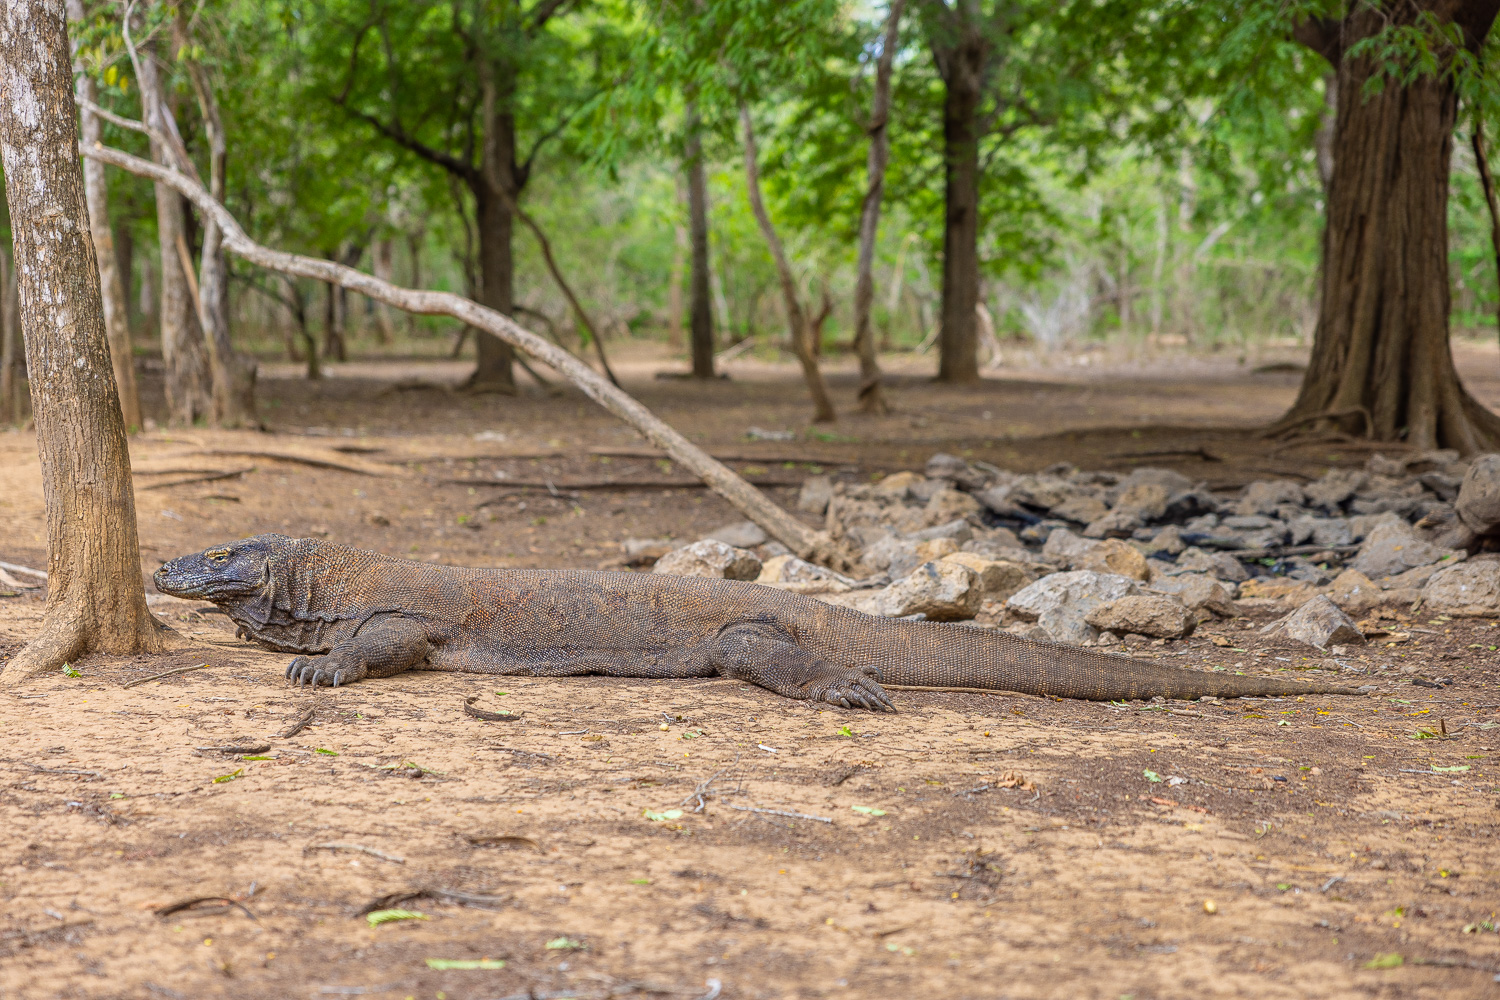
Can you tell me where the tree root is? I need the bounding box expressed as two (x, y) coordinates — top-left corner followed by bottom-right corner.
(1, 616), (87, 684)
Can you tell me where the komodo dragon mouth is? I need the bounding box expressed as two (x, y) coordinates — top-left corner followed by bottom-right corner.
(154, 534), (1359, 710)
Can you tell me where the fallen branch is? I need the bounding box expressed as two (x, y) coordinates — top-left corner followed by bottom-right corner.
(82, 140), (827, 561)
(278, 707), (315, 739)
(181, 448), (396, 477)
(721, 802), (832, 824)
(138, 469), (250, 490)
(304, 842), (405, 864)
(0, 560), (46, 580)
(463, 695), (521, 722)
(122, 662), (211, 689)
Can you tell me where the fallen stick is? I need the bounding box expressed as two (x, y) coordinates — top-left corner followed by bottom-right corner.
(304, 842), (405, 865)
(185, 448), (396, 477)
(455, 475), (804, 491)
(123, 662), (211, 689)
(83, 140), (827, 561)
(721, 802), (832, 824)
(278, 707), (316, 739)
(138, 469), (250, 490)
(0, 560), (46, 580)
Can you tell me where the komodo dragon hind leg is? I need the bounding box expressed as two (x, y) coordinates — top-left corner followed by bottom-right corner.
(287, 613), (430, 688)
(711, 622), (893, 711)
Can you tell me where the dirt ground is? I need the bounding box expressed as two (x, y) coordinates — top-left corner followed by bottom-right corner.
(2, 343), (1499, 999)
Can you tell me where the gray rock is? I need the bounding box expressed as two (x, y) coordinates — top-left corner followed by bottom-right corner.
(1236, 479), (1305, 516)
(1041, 527), (1098, 567)
(1020, 520), (1070, 545)
(1008, 474), (1074, 511)
(876, 561), (981, 620)
(1183, 513), (1219, 532)
(1051, 493), (1110, 525)
(704, 520), (769, 549)
(1085, 595), (1196, 639)
(1348, 518), (1461, 580)
(1111, 481), (1171, 521)
(907, 477), (952, 502)
(1348, 511), (1402, 543)
(973, 483), (1029, 519)
(1421, 557), (1500, 616)
(1142, 524), (1186, 557)
(1006, 570), (1140, 645)
(1288, 515), (1352, 548)
(1083, 506), (1144, 539)
(1146, 572), (1239, 615)
(797, 474), (834, 515)
(1172, 546), (1249, 583)
(653, 539), (761, 581)
(1450, 454), (1500, 545)
(908, 519), (974, 543)
(1281, 556), (1333, 586)
(921, 488), (983, 527)
(622, 537), (682, 565)
(940, 552), (1036, 601)
(1111, 466), (1194, 499)
(1303, 469), (1368, 512)
(925, 452), (991, 491)
(1260, 595), (1365, 650)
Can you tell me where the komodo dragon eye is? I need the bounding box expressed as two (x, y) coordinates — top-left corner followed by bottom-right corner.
(206, 549), (232, 563)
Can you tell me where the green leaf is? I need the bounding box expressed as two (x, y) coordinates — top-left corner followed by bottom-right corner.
(242, 755), (273, 761)
(1143, 770), (1162, 782)
(213, 769), (243, 783)
(545, 937), (586, 950)
(314, 748), (339, 756)
(62, 663), (81, 678)
(837, 725), (854, 737)
(367, 909), (428, 927)
(642, 809), (684, 821)
(1364, 953), (1403, 970)
(424, 958), (503, 970)
(851, 805), (887, 816)
(629, 878), (651, 885)
(1431, 765), (1470, 772)
(1276, 883), (1290, 891)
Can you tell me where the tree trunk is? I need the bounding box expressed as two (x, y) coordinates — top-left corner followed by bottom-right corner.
(116, 221), (134, 327)
(0, 246), (22, 424)
(77, 72), (142, 431)
(287, 277), (319, 378)
(667, 211), (686, 351)
(685, 99), (716, 378)
(0, 0), (162, 682)
(322, 276), (345, 360)
(853, 0), (904, 414)
(468, 62), (517, 393)
(371, 238), (396, 343)
(935, 35), (982, 383)
(1280, 5), (1500, 452)
(739, 103), (836, 423)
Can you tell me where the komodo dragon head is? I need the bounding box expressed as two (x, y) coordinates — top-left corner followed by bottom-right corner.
(155, 534), (373, 651)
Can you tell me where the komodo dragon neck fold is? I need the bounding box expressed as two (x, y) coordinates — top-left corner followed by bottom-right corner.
(154, 534), (1358, 709)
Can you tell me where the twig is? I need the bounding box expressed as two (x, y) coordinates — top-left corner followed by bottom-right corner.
(153, 896), (257, 920)
(139, 469), (249, 490)
(1319, 875), (1345, 893)
(123, 663), (210, 689)
(464, 696), (521, 722)
(6, 760), (101, 778)
(0, 560), (46, 580)
(681, 761), (734, 813)
(721, 803), (832, 824)
(196, 742), (271, 755)
(354, 887), (511, 916)
(304, 842), (405, 864)
(278, 707), (315, 739)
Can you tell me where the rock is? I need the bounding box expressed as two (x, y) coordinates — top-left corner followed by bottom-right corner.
(797, 474), (834, 515)
(1172, 546), (1249, 583)
(1348, 518), (1461, 580)
(756, 555), (850, 593)
(1041, 528), (1149, 580)
(1303, 469), (1368, 512)
(921, 488), (983, 527)
(876, 561), (981, 620)
(1421, 557), (1500, 615)
(825, 495), (896, 550)
(704, 520), (769, 549)
(963, 526), (1024, 553)
(1260, 594), (1366, 650)
(1082, 506), (1144, 539)
(1147, 572), (1239, 615)
(1052, 494), (1110, 525)
(1238, 578), (1316, 605)
(1287, 515), (1353, 548)
(1347, 511), (1402, 543)
(1451, 454), (1500, 543)
(925, 452), (990, 491)
(873, 470), (925, 498)
(908, 518), (974, 544)
(1006, 622), (1052, 642)
(1324, 569), (1385, 612)
(652, 539), (761, 581)
(940, 552), (1036, 601)
(1236, 479), (1305, 517)
(973, 483), (1031, 519)
(1008, 474), (1073, 511)
(1142, 524), (1186, 557)
(888, 538), (961, 580)
(1085, 595), (1196, 639)
(1113, 481), (1171, 521)
(1006, 570), (1140, 645)
(622, 537), (681, 565)
(1041, 526), (1097, 567)
(1381, 556), (1464, 591)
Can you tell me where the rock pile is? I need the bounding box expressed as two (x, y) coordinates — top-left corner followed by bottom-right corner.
(642, 449), (1500, 650)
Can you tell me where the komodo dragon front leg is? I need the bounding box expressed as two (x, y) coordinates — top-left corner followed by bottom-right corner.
(286, 613), (430, 688)
(711, 622), (893, 711)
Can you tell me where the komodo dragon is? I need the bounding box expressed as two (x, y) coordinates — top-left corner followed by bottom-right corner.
(153, 534), (1356, 710)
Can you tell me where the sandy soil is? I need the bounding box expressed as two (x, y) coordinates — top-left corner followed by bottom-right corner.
(1, 345), (1498, 999)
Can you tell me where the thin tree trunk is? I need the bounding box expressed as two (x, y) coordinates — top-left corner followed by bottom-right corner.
(935, 41), (982, 382)
(75, 62), (142, 430)
(1280, 4), (1500, 452)
(87, 140), (832, 561)
(668, 211), (686, 352)
(286, 278), (319, 378)
(371, 238), (396, 343)
(468, 61), (517, 393)
(322, 275), (345, 361)
(116, 221), (134, 327)
(0, 0), (162, 682)
(1472, 113), (1500, 349)
(853, 0), (904, 414)
(684, 98), (716, 378)
(738, 103), (836, 423)
(0, 247), (21, 424)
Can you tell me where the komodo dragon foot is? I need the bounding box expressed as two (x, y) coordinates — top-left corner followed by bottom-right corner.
(712, 623), (894, 711)
(285, 614), (431, 688)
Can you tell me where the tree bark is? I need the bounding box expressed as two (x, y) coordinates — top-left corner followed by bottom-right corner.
(1472, 112), (1500, 348)
(853, 0), (904, 414)
(468, 61), (517, 393)
(371, 238), (396, 343)
(0, 0), (162, 682)
(1279, 3), (1500, 452)
(0, 245), (21, 424)
(87, 139), (833, 562)
(930, 13), (984, 383)
(684, 99), (716, 378)
(739, 103), (836, 423)
(322, 276), (345, 361)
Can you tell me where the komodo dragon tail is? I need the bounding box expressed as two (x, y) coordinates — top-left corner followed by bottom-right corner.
(869, 619), (1358, 701)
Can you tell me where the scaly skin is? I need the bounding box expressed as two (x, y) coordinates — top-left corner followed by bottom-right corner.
(154, 535), (1359, 710)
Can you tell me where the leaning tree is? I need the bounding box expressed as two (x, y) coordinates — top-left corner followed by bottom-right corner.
(0, 0), (161, 682)
(1273, 0), (1500, 452)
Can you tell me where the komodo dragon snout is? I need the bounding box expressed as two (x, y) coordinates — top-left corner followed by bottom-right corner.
(155, 538), (273, 600)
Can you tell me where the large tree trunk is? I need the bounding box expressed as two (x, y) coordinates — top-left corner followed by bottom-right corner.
(1280, 4), (1500, 452)
(933, 27), (983, 383)
(0, 246), (22, 424)
(853, 0), (904, 414)
(468, 63), (518, 394)
(739, 103), (836, 423)
(76, 72), (142, 431)
(0, 0), (162, 682)
(684, 99), (716, 378)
